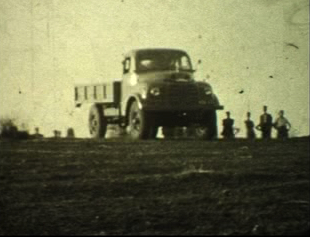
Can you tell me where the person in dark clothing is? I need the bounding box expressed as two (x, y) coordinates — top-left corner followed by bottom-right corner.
(244, 112), (256, 139)
(273, 110), (291, 139)
(33, 127), (43, 139)
(256, 105), (273, 139)
(221, 111), (235, 139)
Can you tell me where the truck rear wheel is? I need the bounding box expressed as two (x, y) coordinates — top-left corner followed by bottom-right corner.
(128, 101), (150, 139)
(195, 111), (218, 140)
(89, 104), (107, 138)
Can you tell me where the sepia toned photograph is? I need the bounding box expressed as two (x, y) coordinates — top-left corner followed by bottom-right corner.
(0, 0), (309, 235)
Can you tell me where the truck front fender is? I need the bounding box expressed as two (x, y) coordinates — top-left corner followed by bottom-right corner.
(122, 93), (144, 125)
(211, 94), (221, 107)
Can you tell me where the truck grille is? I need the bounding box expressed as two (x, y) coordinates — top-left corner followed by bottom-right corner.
(166, 83), (198, 106)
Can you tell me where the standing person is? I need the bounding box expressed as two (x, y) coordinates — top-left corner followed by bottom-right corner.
(273, 110), (291, 139)
(256, 105), (273, 139)
(244, 112), (256, 139)
(221, 111), (235, 139)
(34, 127), (43, 139)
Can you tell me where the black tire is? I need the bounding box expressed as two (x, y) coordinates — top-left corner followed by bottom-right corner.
(195, 111), (218, 140)
(185, 126), (196, 137)
(149, 126), (159, 139)
(88, 104), (107, 138)
(175, 127), (186, 138)
(128, 101), (150, 139)
(162, 126), (175, 139)
(209, 111), (218, 139)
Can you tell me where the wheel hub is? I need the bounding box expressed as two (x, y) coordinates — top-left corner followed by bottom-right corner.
(131, 112), (141, 130)
(90, 116), (98, 133)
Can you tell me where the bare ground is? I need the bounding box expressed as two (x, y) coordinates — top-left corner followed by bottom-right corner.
(0, 137), (309, 235)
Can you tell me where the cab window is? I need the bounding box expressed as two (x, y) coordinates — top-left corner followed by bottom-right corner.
(177, 56), (191, 70)
(123, 58), (131, 74)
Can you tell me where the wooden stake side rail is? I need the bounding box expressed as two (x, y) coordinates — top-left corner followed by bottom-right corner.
(74, 81), (121, 106)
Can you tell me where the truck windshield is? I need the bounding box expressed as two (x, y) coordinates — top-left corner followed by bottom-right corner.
(136, 50), (193, 72)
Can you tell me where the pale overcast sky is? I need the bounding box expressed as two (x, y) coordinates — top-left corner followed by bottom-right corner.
(0, 0), (309, 137)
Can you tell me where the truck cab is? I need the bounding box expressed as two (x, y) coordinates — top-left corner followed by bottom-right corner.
(75, 48), (224, 139)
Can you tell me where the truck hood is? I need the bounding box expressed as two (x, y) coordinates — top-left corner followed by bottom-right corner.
(136, 71), (194, 84)
(136, 71), (214, 92)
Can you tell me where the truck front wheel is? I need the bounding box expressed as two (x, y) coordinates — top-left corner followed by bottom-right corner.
(195, 111), (218, 140)
(149, 126), (158, 139)
(89, 104), (107, 138)
(162, 126), (175, 139)
(128, 101), (150, 139)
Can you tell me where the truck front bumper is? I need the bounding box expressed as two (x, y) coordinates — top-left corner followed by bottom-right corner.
(140, 89), (224, 112)
(142, 104), (224, 111)
(141, 108), (222, 126)
(141, 99), (224, 112)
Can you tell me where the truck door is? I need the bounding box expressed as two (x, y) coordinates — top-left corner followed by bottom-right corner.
(121, 56), (134, 115)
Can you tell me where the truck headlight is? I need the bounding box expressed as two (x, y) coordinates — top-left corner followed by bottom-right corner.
(141, 87), (148, 99)
(204, 86), (213, 95)
(150, 87), (160, 96)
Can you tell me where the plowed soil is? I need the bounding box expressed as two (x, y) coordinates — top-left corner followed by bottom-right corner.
(0, 137), (309, 235)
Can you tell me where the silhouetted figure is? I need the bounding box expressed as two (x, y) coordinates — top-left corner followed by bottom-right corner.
(34, 127), (43, 139)
(66, 128), (75, 138)
(244, 112), (256, 139)
(273, 110), (291, 139)
(54, 130), (61, 138)
(221, 111), (235, 139)
(256, 105), (273, 139)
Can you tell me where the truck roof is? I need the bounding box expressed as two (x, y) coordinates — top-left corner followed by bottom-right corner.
(124, 48), (188, 58)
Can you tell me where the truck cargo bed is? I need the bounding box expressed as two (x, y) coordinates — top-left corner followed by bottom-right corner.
(75, 81), (121, 106)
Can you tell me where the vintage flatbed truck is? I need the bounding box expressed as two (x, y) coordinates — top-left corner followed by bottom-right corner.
(74, 48), (224, 139)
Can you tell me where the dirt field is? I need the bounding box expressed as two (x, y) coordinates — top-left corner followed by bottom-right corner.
(0, 137), (309, 235)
